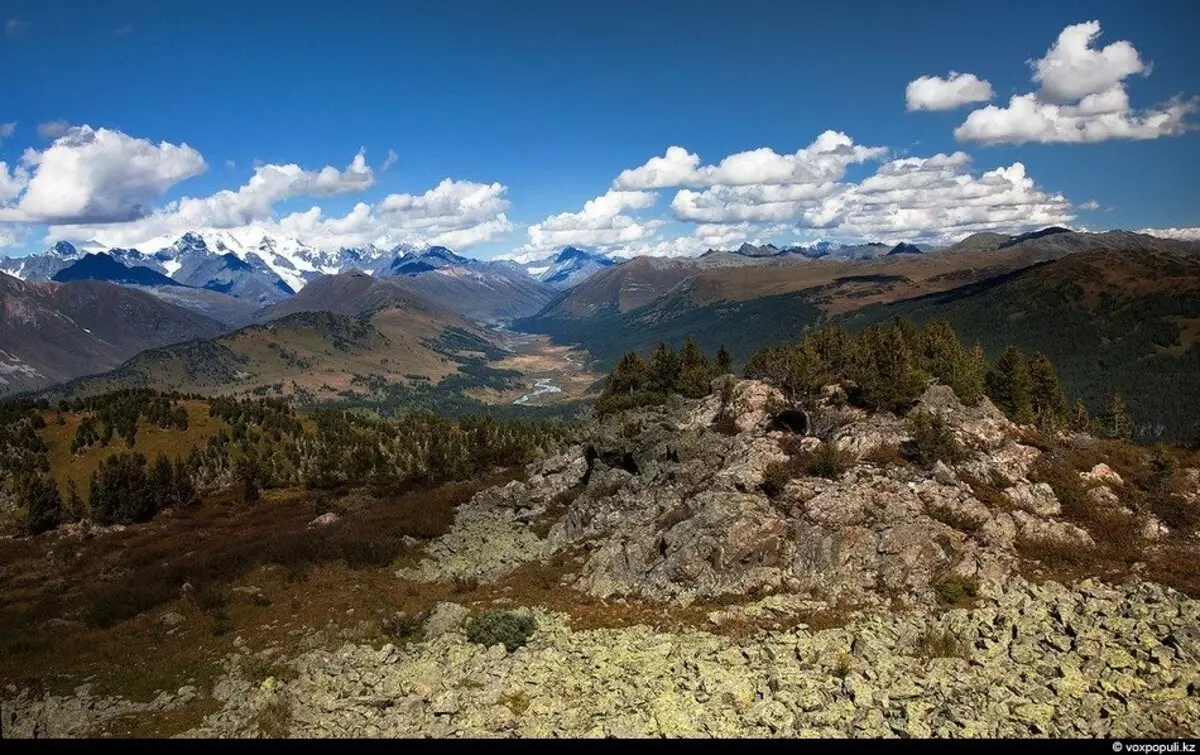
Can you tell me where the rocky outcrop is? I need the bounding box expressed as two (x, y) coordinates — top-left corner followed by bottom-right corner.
(456, 380), (1089, 607)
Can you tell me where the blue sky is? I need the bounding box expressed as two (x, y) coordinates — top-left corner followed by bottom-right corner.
(1, 0), (1198, 259)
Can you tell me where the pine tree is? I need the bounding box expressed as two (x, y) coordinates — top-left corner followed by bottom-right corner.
(806, 323), (854, 376)
(785, 342), (826, 404)
(149, 453), (175, 509)
(715, 345), (734, 376)
(852, 323), (926, 413)
(89, 452), (155, 525)
(20, 474), (62, 535)
(1100, 393), (1133, 440)
(957, 343), (989, 406)
(648, 343), (681, 395)
(676, 338), (716, 398)
(236, 446), (262, 503)
(987, 346), (1034, 423)
(1027, 352), (1069, 429)
(173, 457), (201, 508)
(918, 320), (984, 405)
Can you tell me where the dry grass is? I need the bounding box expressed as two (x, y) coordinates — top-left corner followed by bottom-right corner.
(861, 443), (907, 467)
(914, 627), (969, 660)
(40, 401), (227, 501)
(1012, 440), (1200, 598)
(253, 695), (292, 738)
(932, 572), (979, 608)
(925, 502), (985, 535)
(960, 469), (1015, 512)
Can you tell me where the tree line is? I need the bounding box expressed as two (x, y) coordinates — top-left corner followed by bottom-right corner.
(2, 391), (577, 537)
(599, 319), (1134, 438)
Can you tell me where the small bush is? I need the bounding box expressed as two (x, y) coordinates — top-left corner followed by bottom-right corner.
(926, 502), (984, 534)
(960, 470), (1013, 511)
(862, 443), (907, 467)
(906, 411), (965, 468)
(1150, 445), (1178, 492)
(503, 691), (532, 716)
(211, 610), (233, 636)
(915, 627), (969, 659)
(795, 441), (856, 480)
(465, 611), (537, 652)
(719, 375), (735, 409)
(382, 610), (429, 645)
(760, 461), (793, 499)
(194, 584), (228, 612)
(833, 653), (852, 679)
(932, 572), (979, 607)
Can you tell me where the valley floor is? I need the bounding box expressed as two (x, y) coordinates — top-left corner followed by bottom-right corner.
(481, 327), (598, 407)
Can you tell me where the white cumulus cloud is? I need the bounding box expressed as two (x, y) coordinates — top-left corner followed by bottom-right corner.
(613, 131), (886, 190)
(45, 148), (372, 240)
(1033, 20), (1147, 104)
(0, 224), (26, 249)
(661, 150), (1075, 246)
(906, 72), (994, 111)
(955, 91), (1196, 145)
(523, 189), (659, 253)
(1138, 227), (1200, 241)
(0, 161), (28, 204)
(0, 125), (206, 224)
(955, 21), (1195, 145)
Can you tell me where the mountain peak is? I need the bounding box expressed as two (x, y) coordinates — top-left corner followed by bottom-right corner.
(49, 241), (78, 257)
(555, 246), (591, 263)
(175, 231), (209, 251)
(887, 242), (923, 256)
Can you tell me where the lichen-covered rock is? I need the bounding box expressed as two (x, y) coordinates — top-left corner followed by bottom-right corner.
(145, 577), (1200, 739)
(1003, 482), (1061, 517)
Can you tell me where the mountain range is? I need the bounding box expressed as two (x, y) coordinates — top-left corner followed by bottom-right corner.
(515, 228), (1200, 440)
(0, 232), (618, 323)
(4, 226), (1200, 439)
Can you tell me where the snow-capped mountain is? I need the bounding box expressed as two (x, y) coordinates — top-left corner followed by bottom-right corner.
(509, 247), (618, 288)
(0, 233), (614, 320)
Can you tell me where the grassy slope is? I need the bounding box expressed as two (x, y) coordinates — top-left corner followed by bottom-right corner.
(39, 401), (229, 499)
(53, 309), (465, 402)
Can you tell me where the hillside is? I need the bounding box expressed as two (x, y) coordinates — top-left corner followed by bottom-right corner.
(837, 248), (1200, 442)
(50, 305), (489, 404)
(384, 266), (554, 322)
(527, 229), (1200, 328)
(0, 274), (229, 397)
(257, 271), (452, 321)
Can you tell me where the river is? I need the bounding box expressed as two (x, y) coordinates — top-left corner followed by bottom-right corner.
(488, 323), (589, 406)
